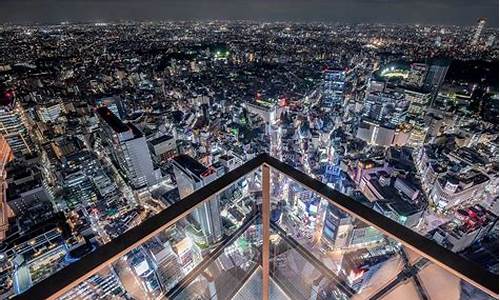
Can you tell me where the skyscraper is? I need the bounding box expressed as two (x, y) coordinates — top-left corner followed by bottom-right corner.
(323, 70), (346, 109)
(471, 17), (487, 45)
(96, 107), (158, 189)
(424, 61), (449, 89)
(172, 155), (222, 244)
(423, 59), (449, 102)
(0, 91), (31, 156)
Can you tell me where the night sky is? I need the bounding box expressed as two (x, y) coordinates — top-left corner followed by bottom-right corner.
(0, 0), (497, 26)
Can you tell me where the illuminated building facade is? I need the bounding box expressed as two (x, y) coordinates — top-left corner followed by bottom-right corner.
(37, 103), (63, 123)
(404, 88), (432, 116)
(172, 155), (223, 245)
(431, 205), (496, 252)
(0, 94), (31, 156)
(0, 135), (13, 241)
(96, 107), (159, 189)
(323, 70), (346, 109)
(471, 17), (487, 45)
(430, 170), (490, 211)
(322, 204), (352, 248)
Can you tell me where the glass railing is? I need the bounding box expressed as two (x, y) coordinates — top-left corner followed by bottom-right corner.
(170, 216), (261, 300)
(267, 166), (497, 300)
(11, 154), (498, 300)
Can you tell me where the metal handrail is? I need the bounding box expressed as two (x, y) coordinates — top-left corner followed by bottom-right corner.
(12, 153), (499, 299)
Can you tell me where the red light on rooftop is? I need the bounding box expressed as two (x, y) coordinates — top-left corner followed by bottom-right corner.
(201, 166), (215, 177)
(467, 209), (477, 218)
(0, 90), (14, 106)
(465, 219), (476, 228)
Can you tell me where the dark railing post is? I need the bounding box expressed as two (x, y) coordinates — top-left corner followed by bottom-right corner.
(262, 164), (270, 300)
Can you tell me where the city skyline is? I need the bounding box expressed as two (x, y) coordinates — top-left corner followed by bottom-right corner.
(0, 0), (498, 26)
(0, 2), (498, 299)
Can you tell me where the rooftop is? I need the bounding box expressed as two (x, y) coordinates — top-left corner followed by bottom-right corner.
(96, 106), (129, 133)
(172, 154), (208, 177)
(149, 134), (174, 145)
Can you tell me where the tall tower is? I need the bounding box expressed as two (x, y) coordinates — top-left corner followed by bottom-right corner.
(471, 17), (487, 45)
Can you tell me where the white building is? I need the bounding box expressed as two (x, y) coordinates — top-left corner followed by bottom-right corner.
(172, 155), (222, 244)
(244, 101), (278, 124)
(430, 170), (489, 211)
(97, 107), (159, 189)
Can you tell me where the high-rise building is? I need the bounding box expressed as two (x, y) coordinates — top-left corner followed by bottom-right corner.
(431, 205), (497, 252)
(61, 151), (101, 207)
(0, 92), (31, 156)
(422, 61), (449, 108)
(363, 91), (407, 123)
(423, 60), (449, 96)
(63, 171), (97, 208)
(96, 96), (125, 119)
(10, 227), (67, 294)
(6, 165), (53, 215)
(486, 34), (497, 48)
(323, 70), (346, 109)
(0, 135), (13, 241)
(148, 135), (178, 163)
(96, 107), (158, 189)
(435, 36), (442, 47)
(471, 17), (487, 45)
(149, 240), (183, 292)
(244, 101), (278, 124)
(407, 63), (428, 88)
(172, 155), (222, 244)
(356, 120), (397, 147)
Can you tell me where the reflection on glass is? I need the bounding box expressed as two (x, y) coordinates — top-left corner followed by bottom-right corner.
(268, 169), (496, 300)
(57, 171), (261, 300)
(47, 167), (495, 300)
